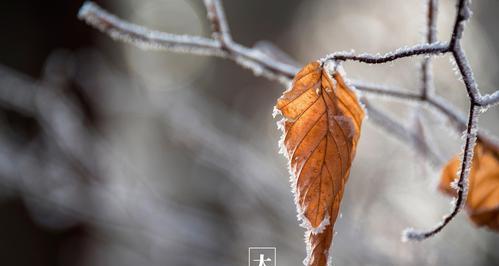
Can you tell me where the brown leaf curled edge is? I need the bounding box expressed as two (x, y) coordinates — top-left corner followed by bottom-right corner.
(275, 61), (365, 266)
(439, 143), (499, 231)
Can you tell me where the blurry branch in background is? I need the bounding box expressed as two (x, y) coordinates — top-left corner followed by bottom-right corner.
(0, 54), (304, 262)
(0, 62), (97, 180)
(77, 0), (499, 241)
(0, 55), (104, 233)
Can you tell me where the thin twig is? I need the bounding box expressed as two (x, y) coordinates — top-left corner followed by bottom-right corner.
(77, 1), (499, 124)
(78, 1), (298, 84)
(403, 104), (478, 240)
(326, 42), (449, 64)
(477, 90), (499, 107)
(353, 80), (499, 153)
(203, 0), (232, 45)
(403, 0), (480, 241)
(78, 1), (491, 141)
(77, 2), (224, 55)
(421, 0), (438, 98)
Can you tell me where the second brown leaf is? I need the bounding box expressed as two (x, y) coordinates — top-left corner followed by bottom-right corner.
(439, 143), (499, 231)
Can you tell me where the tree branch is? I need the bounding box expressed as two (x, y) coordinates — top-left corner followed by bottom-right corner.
(78, 1), (298, 84)
(325, 42), (448, 64)
(77, 0), (499, 242)
(354, 80), (499, 159)
(77, 2), (224, 55)
(403, 0), (485, 241)
(403, 104), (478, 241)
(203, 0), (232, 45)
(478, 90), (499, 107)
(421, 0), (438, 98)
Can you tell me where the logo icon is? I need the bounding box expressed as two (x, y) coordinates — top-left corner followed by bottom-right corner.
(248, 247), (276, 266)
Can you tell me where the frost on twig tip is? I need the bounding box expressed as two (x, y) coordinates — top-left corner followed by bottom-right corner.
(402, 228), (425, 242)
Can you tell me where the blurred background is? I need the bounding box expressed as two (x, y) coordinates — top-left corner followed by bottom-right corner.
(0, 0), (498, 265)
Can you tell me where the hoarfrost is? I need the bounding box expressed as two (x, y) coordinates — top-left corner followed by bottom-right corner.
(272, 106), (281, 118)
(450, 178), (459, 190)
(327, 254), (333, 266)
(323, 42), (447, 64)
(479, 90), (499, 108)
(78, 2), (224, 56)
(308, 214), (331, 235)
(302, 229), (333, 266)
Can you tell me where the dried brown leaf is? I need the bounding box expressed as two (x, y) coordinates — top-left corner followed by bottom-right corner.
(439, 143), (499, 231)
(275, 61), (365, 266)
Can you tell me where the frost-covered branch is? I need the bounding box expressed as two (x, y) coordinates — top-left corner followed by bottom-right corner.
(343, 1), (498, 240)
(78, 1), (298, 84)
(78, 1), (486, 141)
(449, 0), (470, 49)
(203, 0), (232, 45)
(403, 0), (491, 241)
(447, 0), (499, 108)
(421, 0), (438, 98)
(77, 2), (223, 55)
(477, 90), (499, 107)
(77, 0), (499, 242)
(403, 104), (478, 241)
(326, 42), (449, 64)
